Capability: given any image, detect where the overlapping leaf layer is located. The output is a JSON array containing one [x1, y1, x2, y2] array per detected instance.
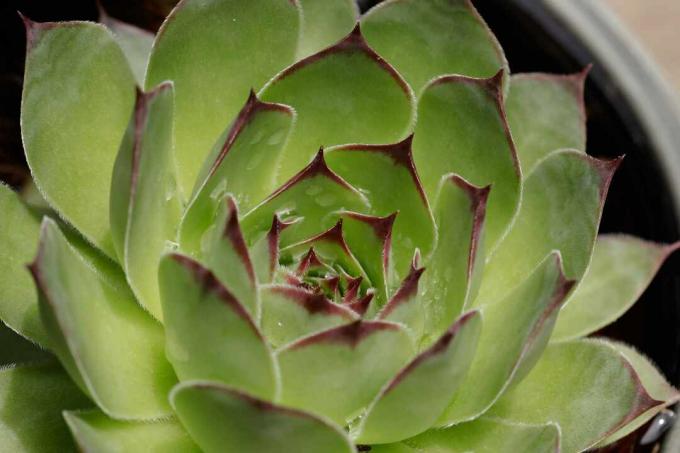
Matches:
[[1, 1, 678, 452]]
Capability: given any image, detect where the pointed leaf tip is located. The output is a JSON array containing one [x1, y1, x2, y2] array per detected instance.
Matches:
[[290, 319, 401, 350]]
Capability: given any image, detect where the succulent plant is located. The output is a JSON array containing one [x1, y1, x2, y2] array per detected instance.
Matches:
[[1, 0, 678, 451]]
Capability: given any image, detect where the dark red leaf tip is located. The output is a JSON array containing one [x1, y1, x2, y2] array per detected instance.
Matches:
[[342, 276, 364, 304], [445, 174, 491, 214], [269, 285, 355, 319], [378, 263, 425, 319], [343, 211, 397, 243], [348, 290, 374, 317], [219, 197, 256, 283], [289, 320, 400, 350], [296, 247, 325, 275]]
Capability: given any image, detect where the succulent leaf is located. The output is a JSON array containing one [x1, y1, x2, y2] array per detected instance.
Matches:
[[21, 19, 137, 255], [276, 320, 415, 424], [477, 150, 621, 304], [30, 219, 176, 419], [158, 254, 277, 400], [487, 339, 664, 452], [413, 72, 521, 249], [110, 83, 182, 320], [260, 26, 415, 184], [438, 253, 574, 425], [353, 310, 482, 444], [552, 234, 680, 342], [63, 409, 199, 452], [506, 70, 589, 174], [146, 0, 301, 196], [0, 362, 91, 452], [361, 0, 508, 95], [171, 381, 354, 453], [377, 255, 426, 338], [297, 0, 358, 58]]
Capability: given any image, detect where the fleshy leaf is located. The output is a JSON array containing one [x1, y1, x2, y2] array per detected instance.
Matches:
[[377, 255, 426, 338], [200, 197, 259, 318], [171, 381, 354, 453], [413, 72, 521, 249], [552, 234, 680, 342], [180, 93, 295, 255], [0, 183, 46, 346], [297, 0, 358, 58], [110, 83, 181, 320], [506, 69, 588, 174], [21, 18, 136, 255], [146, 0, 300, 196], [438, 253, 574, 425], [99, 6, 154, 86], [594, 341, 680, 447], [260, 26, 415, 184], [361, 0, 508, 95], [260, 285, 357, 348], [340, 212, 395, 305], [276, 320, 415, 424], [0, 362, 90, 453], [353, 311, 482, 444], [64, 410, 199, 452], [240, 150, 369, 247], [421, 175, 489, 345], [249, 215, 297, 284], [477, 150, 621, 304], [30, 218, 175, 419], [487, 339, 662, 452], [372, 418, 560, 453], [326, 136, 435, 280], [158, 254, 276, 400]]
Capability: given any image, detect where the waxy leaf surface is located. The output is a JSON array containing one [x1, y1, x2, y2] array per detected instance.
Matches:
[[146, 0, 300, 196], [297, 0, 358, 58], [22, 20, 136, 254], [171, 381, 354, 453]]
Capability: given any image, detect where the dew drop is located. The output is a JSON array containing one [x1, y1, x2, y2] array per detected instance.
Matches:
[[267, 130, 285, 146], [640, 409, 675, 445], [164, 240, 179, 251]]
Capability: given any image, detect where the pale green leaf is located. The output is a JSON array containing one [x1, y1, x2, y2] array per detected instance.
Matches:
[[297, 0, 358, 58], [276, 320, 414, 424], [477, 150, 620, 304], [110, 83, 182, 320], [353, 311, 482, 444], [552, 234, 679, 342], [21, 19, 136, 255], [260, 27, 415, 184], [438, 253, 574, 425], [506, 70, 588, 174], [487, 339, 662, 452], [30, 218, 175, 419], [171, 381, 354, 453], [64, 409, 199, 453], [158, 254, 276, 400], [414, 73, 521, 249], [377, 257, 426, 339], [361, 0, 508, 95], [146, 0, 300, 197], [0, 362, 91, 453]]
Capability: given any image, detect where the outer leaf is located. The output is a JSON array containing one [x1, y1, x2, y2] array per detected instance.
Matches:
[[200, 197, 259, 318], [21, 19, 136, 255], [158, 254, 276, 400], [353, 311, 482, 444], [487, 339, 662, 452], [64, 410, 199, 453], [30, 219, 175, 420], [413, 72, 521, 249], [171, 381, 354, 453], [260, 285, 357, 348], [595, 341, 680, 447], [0, 183, 46, 346], [110, 83, 181, 320], [146, 0, 300, 196], [240, 150, 369, 246], [326, 136, 435, 280], [0, 362, 91, 453], [99, 6, 154, 86], [421, 175, 489, 345], [552, 234, 680, 342], [477, 150, 621, 304], [260, 26, 415, 184], [361, 0, 508, 95], [438, 253, 574, 425], [180, 93, 295, 255], [506, 70, 588, 174], [297, 0, 358, 58], [276, 320, 415, 424]]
